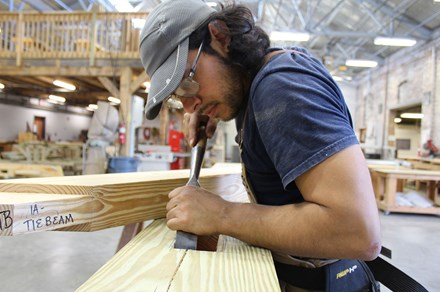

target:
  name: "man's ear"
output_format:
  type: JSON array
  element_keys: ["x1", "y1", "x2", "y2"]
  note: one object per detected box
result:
[{"x1": 208, "y1": 20, "x2": 230, "y2": 57}]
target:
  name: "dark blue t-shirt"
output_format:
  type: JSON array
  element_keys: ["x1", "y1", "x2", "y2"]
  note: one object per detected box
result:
[{"x1": 236, "y1": 47, "x2": 359, "y2": 206}]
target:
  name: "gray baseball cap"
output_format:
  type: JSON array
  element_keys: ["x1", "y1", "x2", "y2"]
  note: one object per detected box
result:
[{"x1": 139, "y1": 0, "x2": 216, "y2": 120}]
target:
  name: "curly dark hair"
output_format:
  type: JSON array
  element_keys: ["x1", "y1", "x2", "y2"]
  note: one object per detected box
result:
[{"x1": 189, "y1": 3, "x2": 270, "y2": 79}]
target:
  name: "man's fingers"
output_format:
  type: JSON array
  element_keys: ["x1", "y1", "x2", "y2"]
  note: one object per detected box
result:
[{"x1": 184, "y1": 113, "x2": 217, "y2": 146}]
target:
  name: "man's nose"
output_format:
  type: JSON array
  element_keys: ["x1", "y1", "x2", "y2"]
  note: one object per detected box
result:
[{"x1": 181, "y1": 96, "x2": 202, "y2": 113}]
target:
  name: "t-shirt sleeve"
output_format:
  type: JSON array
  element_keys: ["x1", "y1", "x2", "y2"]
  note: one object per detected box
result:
[{"x1": 251, "y1": 62, "x2": 359, "y2": 189}]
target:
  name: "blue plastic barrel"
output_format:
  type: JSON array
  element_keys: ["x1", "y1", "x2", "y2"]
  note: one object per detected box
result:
[{"x1": 107, "y1": 156, "x2": 138, "y2": 173}]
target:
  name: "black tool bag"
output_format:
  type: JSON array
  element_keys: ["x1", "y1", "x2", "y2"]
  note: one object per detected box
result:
[
  {"x1": 274, "y1": 259, "x2": 379, "y2": 291},
  {"x1": 325, "y1": 259, "x2": 380, "y2": 292},
  {"x1": 276, "y1": 256, "x2": 429, "y2": 291}
]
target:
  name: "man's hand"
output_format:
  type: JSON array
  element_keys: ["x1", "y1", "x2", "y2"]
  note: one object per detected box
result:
[
  {"x1": 166, "y1": 186, "x2": 229, "y2": 235},
  {"x1": 184, "y1": 113, "x2": 218, "y2": 147}
]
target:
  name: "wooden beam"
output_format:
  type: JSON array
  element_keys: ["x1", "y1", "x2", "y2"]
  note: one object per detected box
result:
[
  {"x1": 119, "y1": 67, "x2": 132, "y2": 156},
  {"x1": 0, "y1": 164, "x2": 242, "y2": 236},
  {"x1": 129, "y1": 71, "x2": 149, "y2": 95},
  {"x1": 98, "y1": 77, "x2": 120, "y2": 98},
  {"x1": 15, "y1": 13, "x2": 24, "y2": 66},
  {"x1": 77, "y1": 219, "x2": 281, "y2": 291},
  {"x1": 0, "y1": 66, "x2": 122, "y2": 77}
]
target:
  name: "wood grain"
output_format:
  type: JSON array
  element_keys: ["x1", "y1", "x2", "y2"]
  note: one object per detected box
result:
[
  {"x1": 0, "y1": 164, "x2": 244, "y2": 235},
  {"x1": 77, "y1": 219, "x2": 281, "y2": 292}
]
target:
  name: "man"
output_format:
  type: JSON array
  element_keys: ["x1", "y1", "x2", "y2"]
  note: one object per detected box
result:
[{"x1": 140, "y1": 0, "x2": 381, "y2": 290}]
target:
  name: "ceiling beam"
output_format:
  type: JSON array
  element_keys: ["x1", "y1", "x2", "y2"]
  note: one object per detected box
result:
[
  {"x1": 129, "y1": 71, "x2": 148, "y2": 95},
  {"x1": 53, "y1": 0, "x2": 72, "y2": 11},
  {"x1": 361, "y1": 0, "x2": 432, "y2": 39},
  {"x1": 78, "y1": 0, "x2": 88, "y2": 10},
  {"x1": 0, "y1": 0, "x2": 16, "y2": 11},
  {"x1": 22, "y1": 0, "x2": 54, "y2": 11},
  {"x1": 98, "y1": 77, "x2": 120, "y2": 97},
  {"x1": 308, "y1": 0, "x2": 345, "y2": 48},
  {"x1": 0, "y1": 66, "x2": 122, "y2": 77},
  {"x1": 287, "y1": 0, "x2": 306, "y2": 29}
]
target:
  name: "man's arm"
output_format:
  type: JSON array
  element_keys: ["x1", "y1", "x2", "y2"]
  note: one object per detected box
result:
[{"x1": 167, "y1": 144, "x2": 381, "y2": 261}]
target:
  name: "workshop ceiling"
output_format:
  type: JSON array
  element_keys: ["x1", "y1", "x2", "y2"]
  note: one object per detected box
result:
[{"x1": 1, "y1": 0, "x2": 440, "y2": 109}]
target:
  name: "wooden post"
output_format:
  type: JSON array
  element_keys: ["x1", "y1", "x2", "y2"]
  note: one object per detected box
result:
[
  {"x1": 119, "y1": 67, "x2": 132, "y2": 156},
  {"x1": 15, "y1": 12, "x2": 24, "y2": 66},
  {"x1": 159, "y1": 106, "x2": 169, "y2": 145},
  {"x1": 89, "y1": 11, "x2": 97, "y2": 66}
]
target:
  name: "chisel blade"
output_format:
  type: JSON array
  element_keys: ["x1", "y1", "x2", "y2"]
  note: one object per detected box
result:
[{"x1": 174, "y1": 230, "x2": 198, "y2": 250}]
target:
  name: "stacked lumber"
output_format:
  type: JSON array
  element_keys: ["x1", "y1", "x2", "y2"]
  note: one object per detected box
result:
[
  {"x1": 0, "y1": 162, "x2": 63, "y2": 179},
  {"x1": 17, "y1": 132, "x2": 37, "y2": 144}
]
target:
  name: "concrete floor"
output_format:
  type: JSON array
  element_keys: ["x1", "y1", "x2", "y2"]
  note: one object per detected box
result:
[{"x1": 0, "y1": 213, "x2": 439, "y2": 292}]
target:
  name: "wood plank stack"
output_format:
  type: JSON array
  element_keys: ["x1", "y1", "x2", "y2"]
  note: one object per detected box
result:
[{"x1": 0, "y1": 162, "x2": 63, "y2": 179}]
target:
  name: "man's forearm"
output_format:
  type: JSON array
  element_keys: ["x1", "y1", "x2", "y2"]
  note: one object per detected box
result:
[{"x1": 219, "y1": 201, "x2": 381, "y2": 261}]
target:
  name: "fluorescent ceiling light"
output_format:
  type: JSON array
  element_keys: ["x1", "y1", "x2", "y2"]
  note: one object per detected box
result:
[
  {"x1": 88, "y1": 104, "x2": 98, "y2": 110},
  {"x1": 48, "y1": 94, "x2": 66, "y2": 103},
  {"x1": 86, "y1": 104, "x2": 98, "y2": 111},
  {"x1": 345, "y1": 59, "x2": 378, "y2": 68},
  {"x1": 206, "y1": 2, "x2": 218, "y2": 7},
  {"x1": 400, "y1": 113, "x2": 424, "y2": 119},
  {"x1": 108, "y1": 96, "x2": 121, "y2": 104},
  {"x1": 332, "y1": 76, "x2": 343, "y2": 82},
  {"x1": 270, "y1": 31, "x2": 310, "y2": 42},
  {"x1": 0, "y1": 82, "x2": 4, "y2": 89},
  {"x1": 394, "y1": 117, "x2": 402, "y2": 123},
  {"x1": 53, "y1": 80, "x2": 76, "y2": 91},
  {"x1": 434, "y1": 0, "x2": 440, "y2": 3},
  {"x1": 374, "y1": 37, "x2": 417, "y2": 47},
  {"x1": 47, "y1": 99, "x2": 64, "y2": 105}
]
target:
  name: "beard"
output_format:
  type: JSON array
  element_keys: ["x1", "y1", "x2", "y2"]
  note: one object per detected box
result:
[{"x1": 200, "y1": 52, "x2": 249, "y2": 121}]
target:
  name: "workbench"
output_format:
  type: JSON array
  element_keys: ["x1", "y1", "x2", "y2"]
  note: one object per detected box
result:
[{"x1": 370, "y1": 167, "x2": 440, "y2": 215}]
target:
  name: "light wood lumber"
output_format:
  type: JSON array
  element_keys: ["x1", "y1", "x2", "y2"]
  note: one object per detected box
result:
[
  {"x1": 77, "y1": 219, "x2": 280, "y2": 292},
  {"x1": 0, "y1": 192, "x2": 90, "y2": 235},
  {"x1": 0, "y1": 165, "x2": 243, "y2": 235},
  {"x1": 0, "y1": 162, "x2": 63, "y2": 179},
  {"x1": 119, "y1": 67, "x2": 132, "y2": 156}
]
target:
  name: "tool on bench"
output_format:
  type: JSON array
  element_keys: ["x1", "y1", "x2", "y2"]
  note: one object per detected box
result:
[{"x1": 174, "y1": 119, "x2": 208, "y2": 250}]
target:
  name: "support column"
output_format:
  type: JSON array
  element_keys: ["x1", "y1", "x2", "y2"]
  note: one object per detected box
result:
[{"x1": 119, "y1": 67, "x2": 132, "y2": 156}]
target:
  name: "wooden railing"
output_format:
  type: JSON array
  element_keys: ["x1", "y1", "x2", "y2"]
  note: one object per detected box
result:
[{"x1": 0, "y1": 12, "x2": 148, "y2": 65}]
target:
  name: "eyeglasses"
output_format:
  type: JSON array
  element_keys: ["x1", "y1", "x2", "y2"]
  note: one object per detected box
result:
[{"x1": 166, "y1": 41, "x2": 204, "y2": 109}]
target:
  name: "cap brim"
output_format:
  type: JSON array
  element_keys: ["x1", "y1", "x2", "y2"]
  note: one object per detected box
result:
[{"x1": 144, "y1": 38, "x2": 189, "y2": 120}]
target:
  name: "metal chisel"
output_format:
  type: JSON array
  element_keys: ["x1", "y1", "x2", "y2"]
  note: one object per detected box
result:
[{"x1": 174, "y1": 121, "x2": 207, "y2": 250}]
